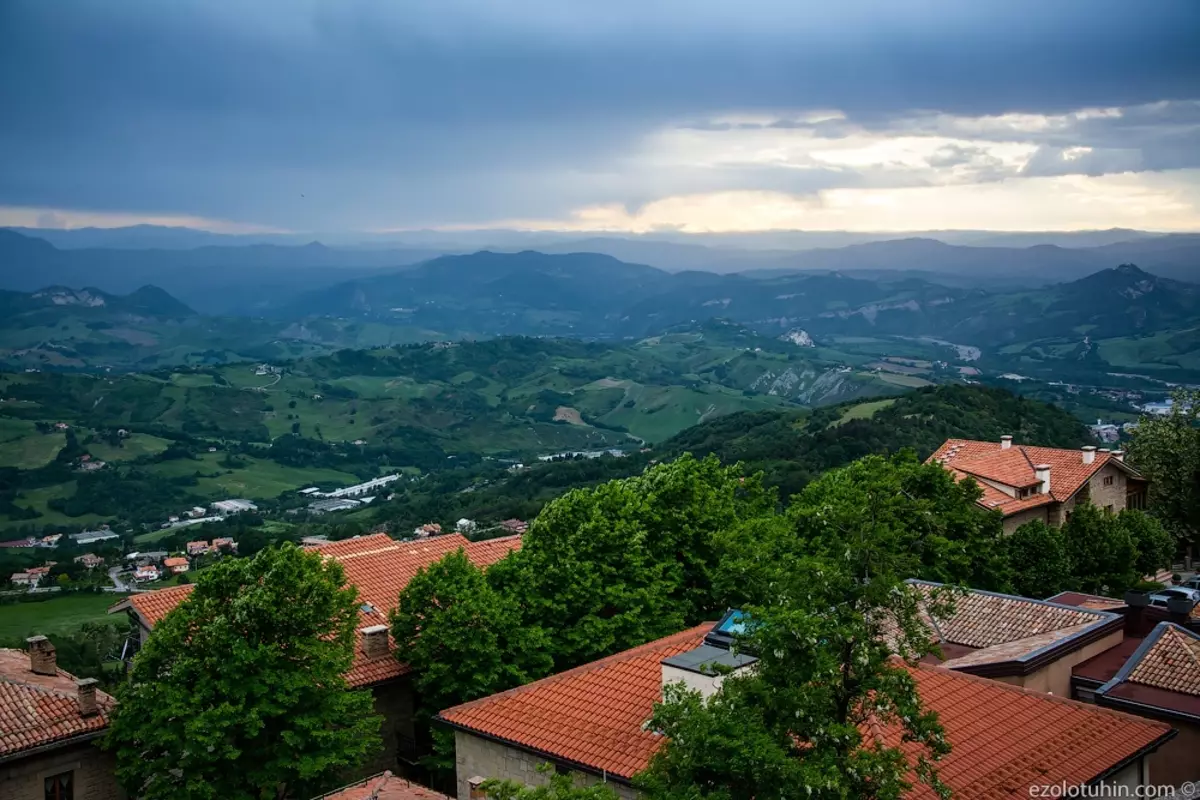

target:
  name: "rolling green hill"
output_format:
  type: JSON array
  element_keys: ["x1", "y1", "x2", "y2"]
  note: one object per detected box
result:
[{"x1": 0, "y1": 331, "x2": 899, "y2": 530}]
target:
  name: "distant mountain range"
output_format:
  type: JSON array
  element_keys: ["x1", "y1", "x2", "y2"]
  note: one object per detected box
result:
[{"x1": 2, "y1": 227, "x2": 1199, "y2": 316}]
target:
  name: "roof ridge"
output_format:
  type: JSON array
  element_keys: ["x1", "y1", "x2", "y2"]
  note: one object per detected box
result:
[{"x1": 440, "y1": 623, "x2": 712, "y2": 719}]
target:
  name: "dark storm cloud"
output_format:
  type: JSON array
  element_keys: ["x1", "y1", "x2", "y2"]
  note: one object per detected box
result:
[{"x1": 1, "y1": 0, "x2": 1198, "y2": 229}]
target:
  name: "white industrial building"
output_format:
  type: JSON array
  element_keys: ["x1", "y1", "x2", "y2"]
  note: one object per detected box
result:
[{"x1": 319, "y1": 474, "x2": 401, "y2": 499}]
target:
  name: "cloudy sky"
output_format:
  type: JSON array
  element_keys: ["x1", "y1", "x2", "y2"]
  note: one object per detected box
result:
[{"x1": 2, "y1": 0, "x2": 1199, "y2": 234}]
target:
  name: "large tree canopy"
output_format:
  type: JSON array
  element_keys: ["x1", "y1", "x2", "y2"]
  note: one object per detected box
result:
[
  {"x1": 1127, "y1": 387, "x2": 1200, "y2": 553},
  {"x1": 639, "y1": 457, "x2": 957, "y2": 800},
  {"x1": 495, "y1": 453, "x2": 774, "y2": 670},
  {"x1": 105, "y1": 544, "x2": 381, "y2": 800}
]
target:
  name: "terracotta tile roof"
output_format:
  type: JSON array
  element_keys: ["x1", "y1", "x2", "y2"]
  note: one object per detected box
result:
[
  {"x1": 112, "y1": 533, "x2": 520, "y2": 688},
  {"x1": 441, "y1": 624, "x2": 712, "y2": 780},
  {"x1": 0, "y1": 649, "x2": 115, "y2": 758},
  {"x1": 908, "y1": 581, "x2": 1119, "y2": 667},
  {"x1": 315, "y1": 771, "x2": 451, "y2": 800},
  {"x1": 162, "y1": 557, "x2": 189, "y2": 568},
  {"x1": 928, "y1": 439, "x2": 1140, "y2": 516},
  {"x1": 1096, "y1": 623, "x2": 1200, "y2": 720},
  {"x1": 440, "y1": 627, "x2": 1173, "y2": 798},
  {"x1": 1125, "y1": 624, "x2": 1200, "y2": 695}
]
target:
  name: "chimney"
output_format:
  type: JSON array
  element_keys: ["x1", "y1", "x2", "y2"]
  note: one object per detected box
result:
[
  {"x1": 468, "y1": 777, "x2": 487, "y2": 800},
  {"x1": 1081, "y1": 446, "x2": 1096, "y2": 465},
  {"x1": 76, "y1": 678, "x2": 99, "y2": 717},
  {"x1": 1000, "y1": 435, "x2": 1013, "y2": 450},
  {"x1": 25, "y1": 635, "x2": 57, "y2": 676},
  {"x1": 1034, "y1": 464, "x2": 1051, "y2": 495},
  {"x1": 360, "y1": 625, "x2": 389, "y2": 660},
  {"x1": 1113, "y1": 450, "x2": 1125, "y2": 462}
]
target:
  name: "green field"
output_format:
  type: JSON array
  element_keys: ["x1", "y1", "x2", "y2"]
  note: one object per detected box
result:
[
  {"x1": 2, "y1": 482, "x2": 110, "y2": 531},
  {"x1": 144, "y1": 452, "x2": 363, "y2": 499},
  {"x1": 830, "y1": 398, "x2": 898, "y2": 427},
  {"x1": 0, "y1": 592, "x2": 128, "y2": 639},
  {"x1": 0, "y1": 428, "x2": 65, "y2": 468},
  {"x1": 87, "y1": 432, "x2": 173, "y2": 462}
]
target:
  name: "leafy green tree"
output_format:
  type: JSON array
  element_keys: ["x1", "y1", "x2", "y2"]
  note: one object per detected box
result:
[
  {"x1": 1118, "y1": 510, "x2": 1176, "y2": 579},
  {"x1": 482, "y1": 767, "x2": 620, "y2": 800},
  {"x1": 105, "y1": 544, "x2": 381, "y2": 800},
  {"x1": 787, "y1": 452, "x2": 1008, "y2": 593},
  {"x1": 639, "y1": 482, "x2": 955, "y2": 800},
  {"x1": 497, "y1": 454, "x2": 774, "y2": 670},
  {"x1": 1127, "y1": 388, "x2": 1200, "y2": 554},
  {"x1": 1004, "y1": 521, "x2": 1072, "y2": 599},
  {"x1": 391, "y1": 549, "x2": 553, "y2": 716},
  {"x1": 1062, "y1": 502, "x2": 1137, "y2": 594}
]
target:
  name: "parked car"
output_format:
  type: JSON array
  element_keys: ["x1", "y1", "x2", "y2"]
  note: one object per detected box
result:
[
  {"x1": 1179, "y1": 576, "x2": 1200, "y2": 592},
  {"x1": 1148, "y1": 587, "x2": 1200, "y2": 609}
]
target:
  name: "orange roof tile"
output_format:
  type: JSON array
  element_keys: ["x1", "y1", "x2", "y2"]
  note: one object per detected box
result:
[
  {"x1": 112, "y1": 533, "x2": 520, "y2": 688},
  {"x1": 440, "y1": 625, "x2": 711, "y2": 780},
  {"x1": 440, "y1": 627, "x2": 1173, "y2": 797},
  {"x1": 162, "y1": 557, "x2": 189, "y2": 568},
  {"x1": 316, "y1": 771, "x2": 451, "y2": 800},
  {"x1": 928, "y1": 439, "x2": 1141, "y2": 517},
  {"x1": 0, "y1": 648, "x2": 115, "y2": 758},
  {"x1": 1126, "y1": 624, "x2": 1200, "y2": 696}
]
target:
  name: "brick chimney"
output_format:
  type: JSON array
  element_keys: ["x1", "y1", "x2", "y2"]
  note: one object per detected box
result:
[
  {"x1": 1000, "y1": 435, "x2": 1013, "y2": 450},
  {"x1": 360, "y1": 625, "x2": 389, "y2": 660},
  {"x1": 26, "y1": 635, "x2": 57, "y2": 676},
  {"x1": 468, "y1": 777, "x2": 487, "y2": 800},
  {"x1": 1081, "y1": 446, "x2": 1096, "y2": 465},
  {"x1": 76, "y1": 678, "x2": 99, "y2": 717},
  {"x1": 1034, "y1": 464, "x2": 1051, "y2": 495}
]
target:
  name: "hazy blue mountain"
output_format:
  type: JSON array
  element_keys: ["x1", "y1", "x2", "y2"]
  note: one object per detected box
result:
[{"x1": 0, "y1": 230, "x2": 439, "y2": 313}]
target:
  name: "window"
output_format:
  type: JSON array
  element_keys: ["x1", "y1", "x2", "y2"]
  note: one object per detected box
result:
[
  {"x1": 1105, "y1": 504, "x2": 1114, "y2": 515},
  {"x1": 44, "y1": 771, "x2": 73, "y2": 800},
  {"x1": 1103, "y1": 475, "x2": 1114, "y2": 487}
]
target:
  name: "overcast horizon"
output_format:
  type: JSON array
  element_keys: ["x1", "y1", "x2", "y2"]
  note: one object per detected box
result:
[{"x1": 3, "y1": 0, "x2": 1200, "y2": 235}]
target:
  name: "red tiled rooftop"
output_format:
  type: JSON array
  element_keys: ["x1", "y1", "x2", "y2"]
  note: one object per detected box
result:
[
  {"x1": 1095, "y1": 622, "x2": 1200, "y2": 721},
  {"x1": 441, "y1": 626, "x2": 1173, "y2": 797},
  {"x1": 0, "y1": 648, "x2": 115, "y2": 757},
  {"x1": 928, "y1": 439, "x2": 1141, "y2": 516},
  {"x1": 111, "y1": 533, "x2": 520, "y2": 687},
  {"x1": 908, "y1": 581, "x2": 1120, "y2": 669},
  {"x1": 316, "y1": 771, "x2": 451, "y2": 800}
]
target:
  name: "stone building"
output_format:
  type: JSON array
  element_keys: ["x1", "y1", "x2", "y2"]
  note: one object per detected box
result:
[
  {"x1": 928, "y1": 437, "x2": 1148, "y2": 533},
  {"x1": 0, "y1": 637, "x2": 124, "y2": 800}
]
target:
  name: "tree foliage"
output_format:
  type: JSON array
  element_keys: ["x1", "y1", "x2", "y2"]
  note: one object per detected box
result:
[
  {"x1": 1127, "y1": 387, "x2": 1200, "y2": 552},
  {"x1": 1061, "y1": 502, "x2": 1138, "y2": 595},
  {"x1": 638, "y1": 458, "x2": 958, "y2": 800},
  {"x1": 496, "y1": 454, "x2": 774, "y2": 670},
  {"x1": 1005, "y1": 521, "x2": 1072, "y2": 599},
  {"x1": 391, "y1": 549, "x2": 554, "y2": 717},
  {"x1": 481, "y1": 767, "x2": 621, "y2": 800},
  {"x1": 104, "y1": 544, "x2": 382, "y2": 800}
]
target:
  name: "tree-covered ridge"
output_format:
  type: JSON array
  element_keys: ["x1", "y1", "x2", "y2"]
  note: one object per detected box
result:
[{"x1": 659, "y1": 384, "x2": 1089, "y2": 499}]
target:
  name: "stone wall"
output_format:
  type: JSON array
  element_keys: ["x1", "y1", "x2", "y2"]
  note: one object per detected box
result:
[
  {"x1": 453, "y1": 731, "x2": 636, "y2": 800},
  {"x1": 0, "y1": 740, "x2": 125, "y2": 800}
]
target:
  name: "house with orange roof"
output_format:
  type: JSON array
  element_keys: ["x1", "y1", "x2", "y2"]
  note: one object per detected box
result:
[
  {"x1": 109, "y1": 532, "x2": 521, "y2": 780},
  {"x1": 0, "y1": 636, "x2": 121, "y2": 800},
  {"x1": 312, "y1": 770, "x2": 452, "y2": 800},
  {"x1": 906, "y1": 580, "x2": 1129, "y2": 697},
  {"x1": 162, "y1": 556, "x2": 189, "y2": 574},
  {"x1": 928, "y1": 436, "x2": 1148, "y2": 532},
  {"x1": 439, "y1": 617, "x2": 1176, "y2": 800},
  {"x1": 1048, "y1": 590, "x2": 1200, "y2": 786}
]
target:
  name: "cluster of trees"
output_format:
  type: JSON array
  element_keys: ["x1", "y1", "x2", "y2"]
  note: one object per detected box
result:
[
  {"x1": 103, "y1": 441, "x2": 1184, "y2": 799},
  {"x1": 1127, "y1": 387, "x2": 1200, "y2": 557}
]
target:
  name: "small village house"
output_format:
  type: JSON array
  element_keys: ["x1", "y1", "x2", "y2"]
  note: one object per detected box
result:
[
  {"x1": 186, "y1": 540, "x2": 209, "y2": 556},
  {"x1": 0, "y1": 637, "x2": 123, "y2": 799},
  {"x1": 440, "y1": 615, "x2": 1177, "y2": 800},
  {"x1": 110, "y1": 533, "x2": 522, "y2": 783},
  {"x1": 162, "y1": 556, "x2": 189, "y2": 575},
  {"x1": 133, "y1": 565, "x2": 159, "y2": 582},
  {"x1": 73, "y1": 553, "x2": 105, "y2": 569},
  {"x1": 928, "y1": 437, "x2": 1148, "y2": 533}
]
